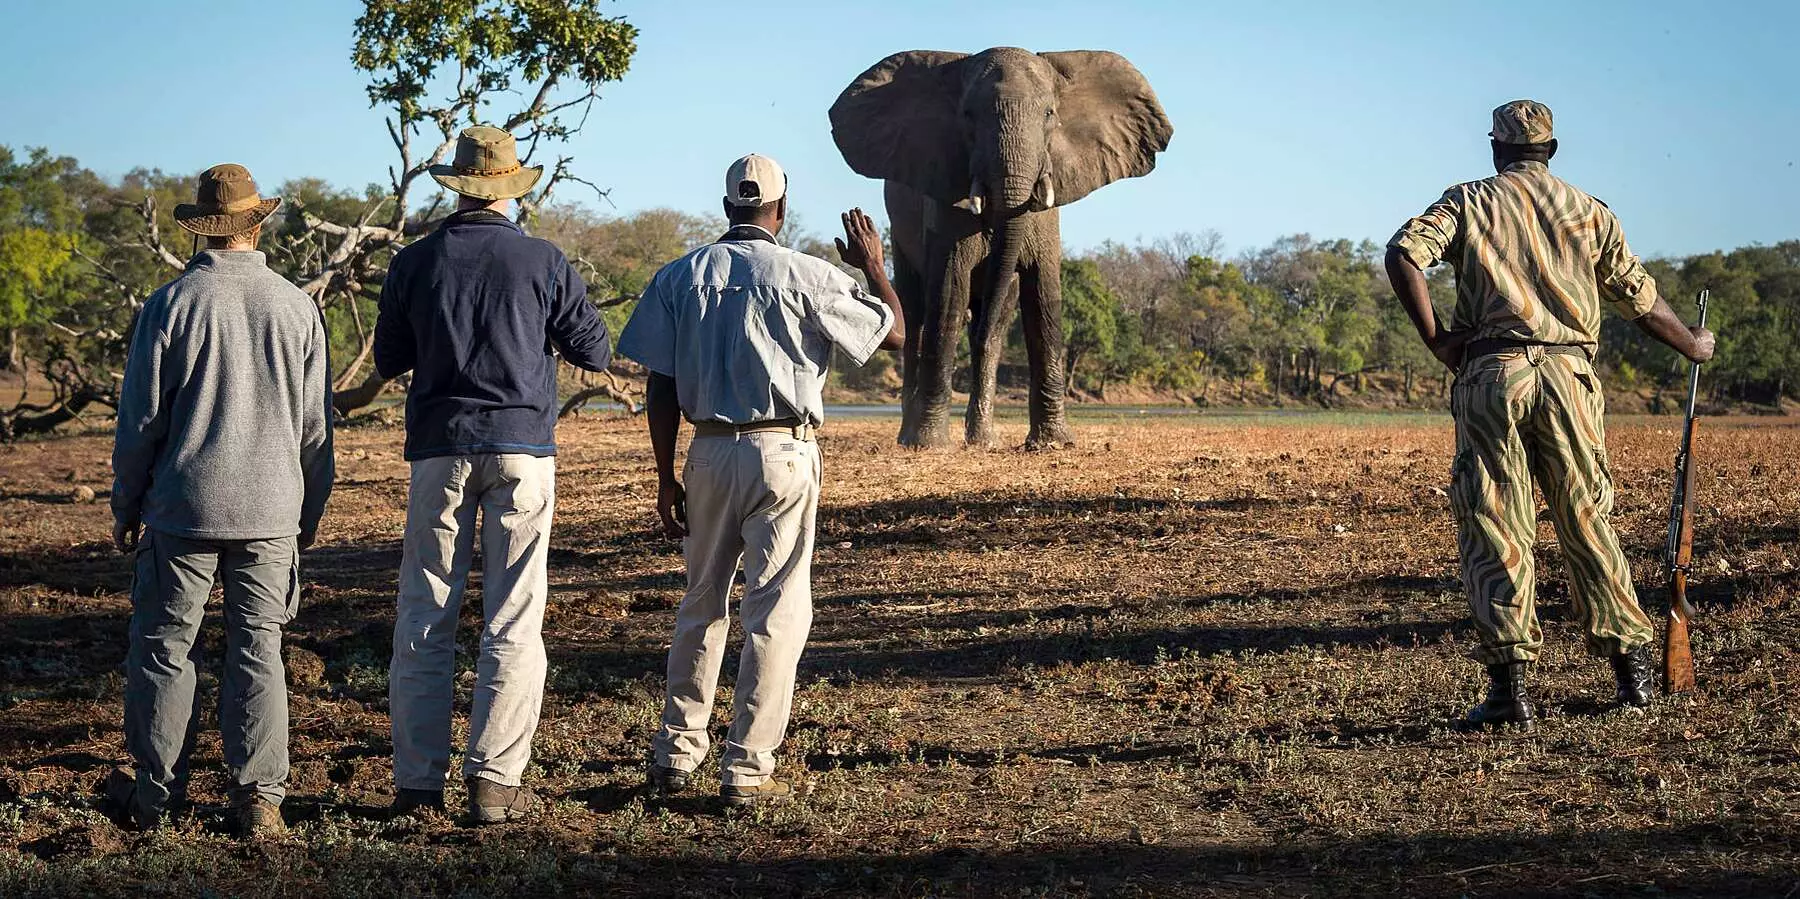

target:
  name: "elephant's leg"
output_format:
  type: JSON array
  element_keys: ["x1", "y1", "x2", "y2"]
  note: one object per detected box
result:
[
  {"x1": 892, "y1": 248, "x2": 927, "y2": 445},
  {"x1": 905, "y1": 242, "x2": 975, "y2": 449},
  {"x1": 1020, "y1": 254, "x2": 1075, "y2": 450},
  {"x1": 964, "y1": 271, "x2": 1018, "y2": 448}
]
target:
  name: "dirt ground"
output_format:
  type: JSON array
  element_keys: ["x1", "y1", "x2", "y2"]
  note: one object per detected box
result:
[{"x1": 0, "y1": 412, "x2": 1796, "y2": 897}]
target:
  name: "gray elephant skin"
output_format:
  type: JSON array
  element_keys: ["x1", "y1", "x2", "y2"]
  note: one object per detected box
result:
[{"x1": 830, "y1": 47, "x2": 1173, "y2": 448}]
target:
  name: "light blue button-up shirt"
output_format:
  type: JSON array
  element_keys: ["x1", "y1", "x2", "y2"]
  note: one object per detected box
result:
[{"x1": 617, "y1": 227, "x2": 894, "y2": 426}]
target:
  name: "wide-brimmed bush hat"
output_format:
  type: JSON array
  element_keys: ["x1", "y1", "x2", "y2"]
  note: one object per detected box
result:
[
  {"x1": 173, "y1": 164, "x2": 283, "y2": 237},
  {"x1": 429, "y1": 125, "x2": 543, "y2": 201}
]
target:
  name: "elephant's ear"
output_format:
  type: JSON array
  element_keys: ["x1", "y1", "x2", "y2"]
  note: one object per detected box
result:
[
  {"x1": 1041, "y1": 51, "x2": 1173, "y2": 207},
  {"x1": 830, "y1": 50, "x2": 971, "y2": 206}
]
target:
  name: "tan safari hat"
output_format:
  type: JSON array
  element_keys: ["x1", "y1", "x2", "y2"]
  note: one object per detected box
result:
[
  {"x1": 724, "y1": 154, "x2": 787, "y2": 207},
  {"x1": 173, "y1": 164, "x2": 283, "y2": 237},
  {"x1": 428, "y1": 125, "x2": 544, "y2": 201},
  {"x1": 1490, "y1": 100, "x2": 1554, "y2": 145}
]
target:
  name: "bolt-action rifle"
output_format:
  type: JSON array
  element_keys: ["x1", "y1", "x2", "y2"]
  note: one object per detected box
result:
[{"x1": 1662, "y1": 289, "x2": 1710, "y2": 695}]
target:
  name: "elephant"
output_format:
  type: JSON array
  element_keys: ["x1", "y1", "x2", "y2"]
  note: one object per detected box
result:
[{"x1": 830, "y1": 47, "x2": 1173, "y2": 448}]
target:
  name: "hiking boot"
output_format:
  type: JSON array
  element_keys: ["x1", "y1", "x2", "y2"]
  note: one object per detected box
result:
[
  {"x1": 1464, "y1": 661, "x2": 1537, "y2": 731},
  {"x1": 234, "y1": 797, "x2": 287, "y2": 839},
  {"x1": 103, "y1": 767, "x2": 163, "y2": 831},
  {"x1": 390, "y1": 788, "x2": 446, "y2": 819},
  {"x1": 720, "y1": 778, "x2": 793, "y2": 809},
  {"x1": 646, "y1": 765, "x2": 692, "y2": 795},
  {"x1": 466, "y1": 777, "x2": 539, "y2": 825},
  {"x1": 1611, "y1": 645, "x2": 1656, "y2": 709}
]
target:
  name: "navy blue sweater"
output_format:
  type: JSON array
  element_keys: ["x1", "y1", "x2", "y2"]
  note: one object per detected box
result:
[{"x1": 374, "y1": 210, "x2": 611, "y2": 460}]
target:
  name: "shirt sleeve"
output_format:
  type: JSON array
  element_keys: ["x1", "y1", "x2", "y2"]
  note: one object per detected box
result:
[
  {"x1": 807, "y1": 265, "x2": 895, "y2": 368},
  {"x1": 615, "y1": 267, "x2": 679, "y2": 377},
  {"x1": 372, "y1": 261, "x2": 415, "y2": 380},
  {"x1": 110, "y1": 297, "x2": 173, "y2": 527},
  {"x1": 298, "y1": 306, "x2": 335, "y2": 541},
  {"x1": 1594, "y1": 207, "x2": 1660, "y2": 320},
  {"x1": 1387, "y1": 187, "x2": 1463, "y2": 271},
  {"x1": 546, "y1": 253, "x2": 612, "y2": 373}
]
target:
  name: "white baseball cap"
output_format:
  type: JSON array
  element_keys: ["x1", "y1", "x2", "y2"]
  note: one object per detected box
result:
[{"x1": 724, "y1": 154, "x2": 787, "y2": 207}]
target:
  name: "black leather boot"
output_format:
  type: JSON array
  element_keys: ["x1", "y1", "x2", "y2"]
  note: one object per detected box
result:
[
  {"x1": 1611, "y1": 645, "x2": 1656, "y2": 708},
  {"x1": 1465, "y1": 661, "x2": 1536, "y2": 731}
]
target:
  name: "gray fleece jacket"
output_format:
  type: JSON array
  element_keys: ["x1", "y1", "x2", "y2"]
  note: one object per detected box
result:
[{"x1": 112, "y1": 250, "x2": 334, "y2": 541}]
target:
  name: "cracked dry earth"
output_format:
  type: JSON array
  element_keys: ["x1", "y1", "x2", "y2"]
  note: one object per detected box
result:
[{"x1": 1, "y1": 413, "x2": 1797, "y2": 897}]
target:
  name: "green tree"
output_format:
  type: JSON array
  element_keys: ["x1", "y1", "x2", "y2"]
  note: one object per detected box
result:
[{"x1": 1060, "y1": 259, "x2": 1119, "y2": 394}]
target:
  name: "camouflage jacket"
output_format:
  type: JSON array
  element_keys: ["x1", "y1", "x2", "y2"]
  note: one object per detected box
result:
[{"x1": 1388, "y1": 161, "x2": 1659, "y2": 346}]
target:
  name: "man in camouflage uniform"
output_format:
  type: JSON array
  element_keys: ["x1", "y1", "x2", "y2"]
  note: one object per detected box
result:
[{"x1": 1385, "y1": 100, "x2": 1715, "y2": 729}]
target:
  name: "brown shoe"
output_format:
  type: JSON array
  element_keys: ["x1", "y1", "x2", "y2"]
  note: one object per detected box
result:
[
  {"x1": 466, "y1": 776, "x2": 539, "y2": 825},
  {"x1": 234, "y1": 797, "x2": 287, "y2": 839},
  {"x1": 390, "y1": 788, "x2": 446, "y2": 819},
  {"x1": 720, "y1": 778, "x2": 792, "y2": 809}
]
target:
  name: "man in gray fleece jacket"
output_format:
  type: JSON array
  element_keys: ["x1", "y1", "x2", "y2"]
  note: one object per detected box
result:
[{"x1": 108, "y1": 164, "x2": 333, "y2": 838}]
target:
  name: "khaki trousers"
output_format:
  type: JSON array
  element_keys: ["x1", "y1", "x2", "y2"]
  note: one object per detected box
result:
[
  {"x1": 1450, "y1": 350, "x2": 1654, "y2": 664},
  {"x1": 654, "y1": 431, "x2": 820, "y2": 787},
  {"x1": 390, "y1": 453, "x2": 554, "y2": 790}
]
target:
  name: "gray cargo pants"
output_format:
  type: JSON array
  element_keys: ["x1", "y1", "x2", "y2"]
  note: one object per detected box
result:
[{"x1": 124, "y1": 530, "x2": 299, "y2": 814}]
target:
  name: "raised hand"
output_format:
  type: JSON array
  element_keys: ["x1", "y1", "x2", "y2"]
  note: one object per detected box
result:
[{"x1": 834, "y1": 208, "x2": 885, "y2": 274}]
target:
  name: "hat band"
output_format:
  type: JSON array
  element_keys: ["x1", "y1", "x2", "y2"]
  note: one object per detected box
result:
[
  {"x1": 191, "y1": 193, "x2": 266, "y2": 216},
  {"x1": 456, "y1": 161, "x2": 522, "y2": 177}
]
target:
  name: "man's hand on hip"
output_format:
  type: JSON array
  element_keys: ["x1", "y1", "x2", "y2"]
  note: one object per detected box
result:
[
  {"x1": 835, "y1": 208, "x2": 885, "y2": 274},
  {"x1": 657, "y1": 479, "x2": 688, "y2": 540},
  {"x1": 1428, "y1": 330, "x2": 1470, "y2": 372}
]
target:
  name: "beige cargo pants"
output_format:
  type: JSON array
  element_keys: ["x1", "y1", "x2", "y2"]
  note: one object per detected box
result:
[
  {"x1": 390, "y1": 453, "x2": 555, "y2": 791},
  {"x1": 653, "y1": 429, "x2": 821, "y2": 787}
]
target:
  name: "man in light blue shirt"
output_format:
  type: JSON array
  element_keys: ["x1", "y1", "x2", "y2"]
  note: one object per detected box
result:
[{"x1": 617, "y1": 154, "x2": 902, "y2": 807}]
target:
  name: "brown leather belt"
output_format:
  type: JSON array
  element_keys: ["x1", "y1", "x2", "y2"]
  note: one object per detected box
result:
[
  {"x1": 691, "y1": 417, "x2": 816, "y2": 441},
  {"x1": 1463, "y1": 339, "x2": 1591, "y2": 361}
]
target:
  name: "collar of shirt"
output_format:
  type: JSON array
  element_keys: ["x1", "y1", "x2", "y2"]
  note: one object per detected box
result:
[
  {"x1": 1502, "y1": 160, "x2": 1549, "y2": 175},
  {"x1": 441, "y1": 208, "x2": 522, "y2": 232},
  {"x1": 718, "y1": 223, "x2": 779, "y2": 246},
  {"x1": 185, "y1": 249, "x2": 269, "y2": 273}
]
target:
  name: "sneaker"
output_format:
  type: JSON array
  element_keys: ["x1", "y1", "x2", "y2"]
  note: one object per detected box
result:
[
  {"x1": 103, "y1": 767, "x2": 162, "y2": 831},
  {"x1": 466, "y1": 776, "x2": 539, "y2": 825},
  {"x1": 234, "y1": 797, "x2": 287, "y2": 839},
  {"x1": 390, "y1": 788, "x2": 446, "y2": 818},
  {"x1": 646, "y1": 765, "x2": 692, "y2": 795},
  {"x1": 720, "y1": 778, "x2": 793, "y2": 809}
]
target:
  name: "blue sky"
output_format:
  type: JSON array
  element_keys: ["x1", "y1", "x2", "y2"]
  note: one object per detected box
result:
[{"x1": 1, "y1": 1, "x2": 1794, "y2": 257}]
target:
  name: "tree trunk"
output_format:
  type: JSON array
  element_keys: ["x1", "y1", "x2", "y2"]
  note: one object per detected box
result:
[
  {"x1": 1403, "y1": 363, "x2": 1414, "y2": 403},
  {"x1": 333, "y1": 371, "x2": 394, "y2": 416},
  {"x1": 4, "y1": 329, "x2": 19, "y2": 374}
]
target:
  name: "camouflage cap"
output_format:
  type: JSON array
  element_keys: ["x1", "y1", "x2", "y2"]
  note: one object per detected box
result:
[
  {"x1": 1490, "y1": 100, "x2": 1548, "y2": 145},
  {"x1": 1489, "y1": 100, "x2": 1554, "y2": 145}
]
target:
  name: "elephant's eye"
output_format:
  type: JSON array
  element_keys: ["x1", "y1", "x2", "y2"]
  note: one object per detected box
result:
[{"x1": 1045, "y1": 109, "x2": 1056, "y2": 121}]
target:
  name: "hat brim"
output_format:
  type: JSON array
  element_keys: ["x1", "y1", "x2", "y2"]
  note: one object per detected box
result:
[
  {"x1": 428, "y1": 165, "x2": 544, "y2": 201},
  {"x1": 173, "y1": 196, "x2": 282, "y2": 237}
]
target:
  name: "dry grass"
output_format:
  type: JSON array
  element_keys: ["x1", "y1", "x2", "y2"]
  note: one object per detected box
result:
[{"x1": 1, "y1": 412, "x2": 1797, "y2": 897}]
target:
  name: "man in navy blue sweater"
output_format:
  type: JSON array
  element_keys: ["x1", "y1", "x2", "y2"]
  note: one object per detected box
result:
[{"x1": 373, "y1": 125, "x2": 611, "y2": 824}]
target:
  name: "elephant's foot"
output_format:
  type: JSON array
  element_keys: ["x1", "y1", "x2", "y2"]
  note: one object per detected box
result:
[
  {"x1": 1024, "y1": 419, "x2": 1076, "y2": 451},
  {"x1": 965, "y1": 409, "x2": 999, "y2": 449},
  {"x1": 965, "y1": 422, "x2": 999, "y2": 449},
  {"x1": 899, "y1": 415, "x2": 954, "y2": 449}
]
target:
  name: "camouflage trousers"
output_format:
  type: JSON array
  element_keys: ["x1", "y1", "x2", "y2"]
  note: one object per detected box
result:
[{"x1": 1448, "y1": 348, "x2": 1654, "y2": 664}]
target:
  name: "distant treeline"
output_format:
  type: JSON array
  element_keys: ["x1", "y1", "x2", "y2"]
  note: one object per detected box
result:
[{"x1": 3, "y1": 145, "x2": 1795, "y2": 432}]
